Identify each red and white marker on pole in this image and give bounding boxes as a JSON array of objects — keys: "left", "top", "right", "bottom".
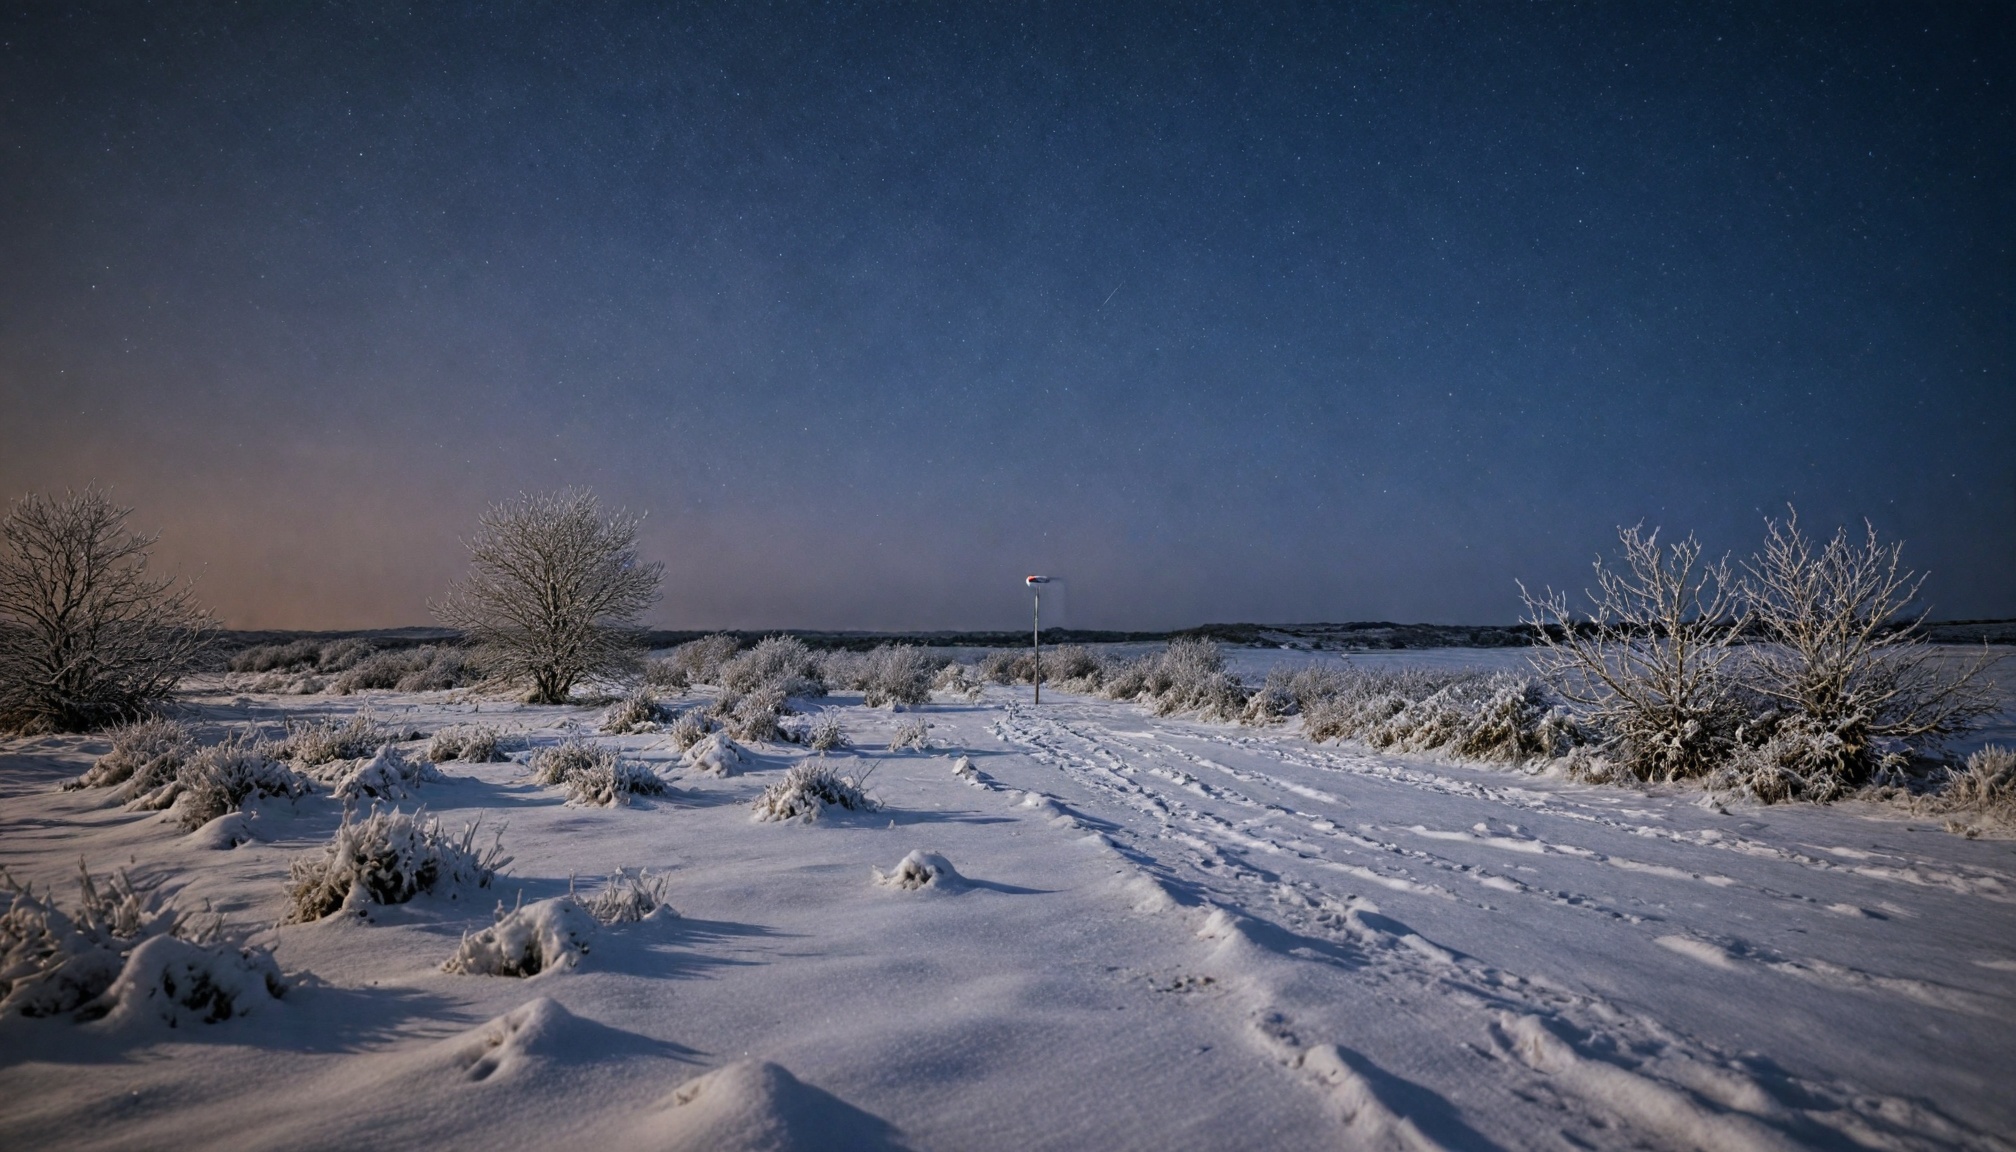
[{"left": 1026, "top": 576, "right": 1053, "bottom": 704}]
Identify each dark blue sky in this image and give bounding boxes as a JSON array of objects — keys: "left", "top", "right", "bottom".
[{"left": 2, "top": 2, "right": 2009, "bottom": 630}]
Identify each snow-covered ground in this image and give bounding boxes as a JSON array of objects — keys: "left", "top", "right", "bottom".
[{"left": 2, "top": 650, "right": 2012, "bottom": 1151}]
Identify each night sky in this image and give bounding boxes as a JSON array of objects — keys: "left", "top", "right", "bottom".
[{"left": 2, "top": 3, "right": 2009, "bottom": 631}]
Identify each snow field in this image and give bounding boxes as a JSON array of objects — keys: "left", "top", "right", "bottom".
[{"left": 0, "top": 652, "right": 2011, "bottom": 1151}]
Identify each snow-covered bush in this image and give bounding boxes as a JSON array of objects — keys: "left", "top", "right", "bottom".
[
  {"left": 283, "top": 806, "right": 507, "bottom": 923},
  {"left": 668, "top": 633, "right": 742, "bottom": 687},
  {"left": 229, "top": 638, "right": 322, "bottom": 674},
  {"left": 578, "top": 868, "right": 675, "bottom": 924},
  {"left": 442, "top": 896, "right": 596, "bottom": 977},
  {"left": 1522, "top": 525, "right": 1749, "bottom": 782},
  {"left": 67, "top": 716, "right": 195, "bottom": 794},
  {"left": 330, "top": 646, "right": 476, "bottom": 694},
  {"left": 0, "top": 862, "right": 284, "bottom": 1024},
  {"left": 979, "top": 649, "right": 1036, "bottom": 686},
  {"left": 172, "top": 733, "right": 312, "bottom": 830},
  {"left": 330, "top": 744, "right": 444, "bottom": 802},
  {"left": 1932, "top": 746, "right": 2016, "bottom": 814},
  {"left": 872, "top": 850, "right": 961, "bottom": 891},
  {"left": 720, "top": 635, "right": 825, "bottom": 698},
  {"left": 889, "top": 716, "right": 932, "bottom": 751},
  {"left": 950, "top": 754, "right": 987, "bottom": 786},
  {"left": 1738, "top": 511, "right": 2000, "bottom": 794},
  {"left": 530, "top": 738, "right": 667, "bottom": 806},
  {"left": 715, "top": 684, "right": 787, "bottom": 743},
  {"left": 859, "top": 644, "right": 939, "bottom": 709},
  {"left": 664, "top": 711, "right": 710, "bottom": 753},
  {"left": 1099, "top": 639, "right": 1249, "bottom": 721},
  {"left": 603, "top": 686, "right": 675, "bottom": 734},
  {"left": 751, "top": 759, "right": 879, "bottom": 822},
  {"left": 428, "top": 723, "right": 509, "bottom": 763},
  {"left": 932, "top": 662, "right": 986, "bottom": 701},
  {"left": 279, "top": 712, "right": 394, "bottom": 769},
  {"left": 805, "top": 710, "right": 847, "bottom": 752},
  {"left": 1293, "top": 665, "right": 1584, "bottom": 767},
  {"left": 642, "top": 656, "right": 689, "bottom": 691},
  {"left": 681, "top": 730, "right": 747, "bottom": 776}
]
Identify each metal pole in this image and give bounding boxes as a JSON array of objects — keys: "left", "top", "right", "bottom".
[{"left": 1032, "top": 591, "right": 1041, "bottom": 705}]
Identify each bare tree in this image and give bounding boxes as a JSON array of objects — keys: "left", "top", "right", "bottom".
[
  {"left": 1739, "top": 509, "right": 1998, "bottom": 789},
  {"left": 433, "top": 489, "right": 663, "bottom": 704},
  {"left": 1520, "top": 525, "right": 1747, "bottom": 781},
  {"left": 0, "top": 488, "right": 215, "bottom": 733}
]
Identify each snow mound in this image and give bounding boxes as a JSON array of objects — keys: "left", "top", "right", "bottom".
[
  {"left": 949, "top": 754, "right": 990, "bottom": 787},
  {"left": 330, "top": 743, "right": 444, "bottom": 801},
  {"left": 185, "top": 810, "right": 256, "bottom": 849},
  {"left": 682, "top": 731, "right": 747, "bottom": 777},
  {"left": 872, "top": 850, "right": 961, "bottom": 891},
  {"left": 1, "top": 863, "right": 283, "bottom": 1026},
  {"left": 88, "top": 934, "right": 287, "bottom": 1029},
  {"left": 623, "top": 1059, "right": 912, "bottom": 1152},
  {"left": 443, "top": 896, "right": 596, "bottom": 977},
  {"left": 441, "top": 996, "right": 583, "bottom": 1083}
]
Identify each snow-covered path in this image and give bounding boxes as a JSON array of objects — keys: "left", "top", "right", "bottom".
[{"left": 1, "top": 668, "right": 2011, "bottom": 1151}]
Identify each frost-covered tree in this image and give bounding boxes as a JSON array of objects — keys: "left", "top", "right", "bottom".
[
  {"left": 1521, "top": 525, "right": 1747, "bottom": 781},
  {"left": 433, "top": 489, "right": 662, "bottom": 704},
  {"left": 1737, "top": 510, "right": 1997, "bottom": 789},
  {"left": 0, "top": 488, "right": 214, "bottom": 733}
]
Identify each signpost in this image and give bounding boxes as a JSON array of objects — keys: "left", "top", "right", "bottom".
[{"left": 1026, "top": 575, "right": 1052, "bottom": 704}]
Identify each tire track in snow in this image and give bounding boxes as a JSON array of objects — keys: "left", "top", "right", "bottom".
[{"left": 985, "top": 700, "right": 2013, "bottom": 1152}]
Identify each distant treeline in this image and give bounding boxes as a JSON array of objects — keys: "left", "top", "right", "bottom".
[{"left": 207, "top": 617, "right": 2016, "bottom": 660}]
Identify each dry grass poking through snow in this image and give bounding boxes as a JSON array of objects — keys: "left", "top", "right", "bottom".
[
  {"left": 170, "top": 732, "right": 311, "bottom": 830},
  {"left": 529, "top": 739, "right": 668, "bottom": 806},
  {"left": 67, "top": 717, "right": 196, "bottom": 795},
  {"left": 427, "top": 724, "right": 509, "bottom": 763},
  {"left": 602, "top": 687, "right": 675, "bottom": 734},
  {"left": 283, "top": 807, "right": 507, "bottom": 923},
  {"left": 751, "top": 759, "right": 879, "bottom": 823}
]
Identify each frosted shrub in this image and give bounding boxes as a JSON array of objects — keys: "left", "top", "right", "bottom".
[
  {"left": 330, "top": 744, "right": 444, "bottom": 802},
  {"left": 814, "top": 648, "right": 869, "bottom": 690},
  {"left": 889, "top": 716, "right": 932, "bottom": 751},
  {"left": 578, "top": 868, "right": 675, "bottom": 924},
  {"left": 280, "top": 713, "right": 392, "bottom": 768},
  {"left": 602, "top": 686, "right": 674, "bottom": 734},
  {"left": 229, "top": 638, "right": 322, "bottom": 674},
  {"left": 315, "top": 637, "right": 375, "bottom": 672},
  {"left": 172, "top": 733, "right": 312, "bottom": 830},
  {"left": 283, "top": 806, "right": 507, "bottom": 923},
  {"left": 68, "top": 716, "right": 195, "bottom": 793},
  {"left": 664, "top": 711, "right": 710, "bottom": 753},
  {"left": 980, "top": 650, "right": 1036, "bottom": 686},
  {"left": 720, "top": 635, "right": 825, "bottom": 698},
  {"left": 642, "top": 656, "right": 689, "bottom": 691},
  {"left": 751, "top": 759, "right": 879, "bottom": 822},
  {"left": 1738, "top": 511, "right": 1999, "bottom": 794},
  {"left": 1100, "top": 639, "right": 1249, "bottom": 722},
  {"left": 1933, "top": 746, "right": 2016, "bottom": 813},
  {"left": 330, "top": 646, "right": 475, "bottom": 694},
  {"left": 530, "top": 739, "right": 667, "bottom": 806},
  {"left": 1522, "top": 525, "right": 1749, "bottom": 782},
  {"left": 442, "top": 896, "right": 596, "bottom": 977},
  {"left": 0, "top": 862, "right": 284, "bottom": 1024},
  {"left": 717, "top": 684, "right": 787, "bottom": 743},
  {"left": 1295, "top": 665, "right": 1583, "bottom": 767},
  {"left": 860, "top": 644, "right": 938, "bottom": 708},
  {"left": 1041, "top": 645, "right": 1106, "bottom": 691},
  {"left": 669, "top": 633, "right": 742, "bottom": 687},
  {"left": 806, "top": 710, "right": 847, "bottom": 752},
  {"left": 932, "top": 662, "right": 985, "bottom": 701},
  {"left": 428, "top": 723, "right": 508, "bottom": 763}
]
